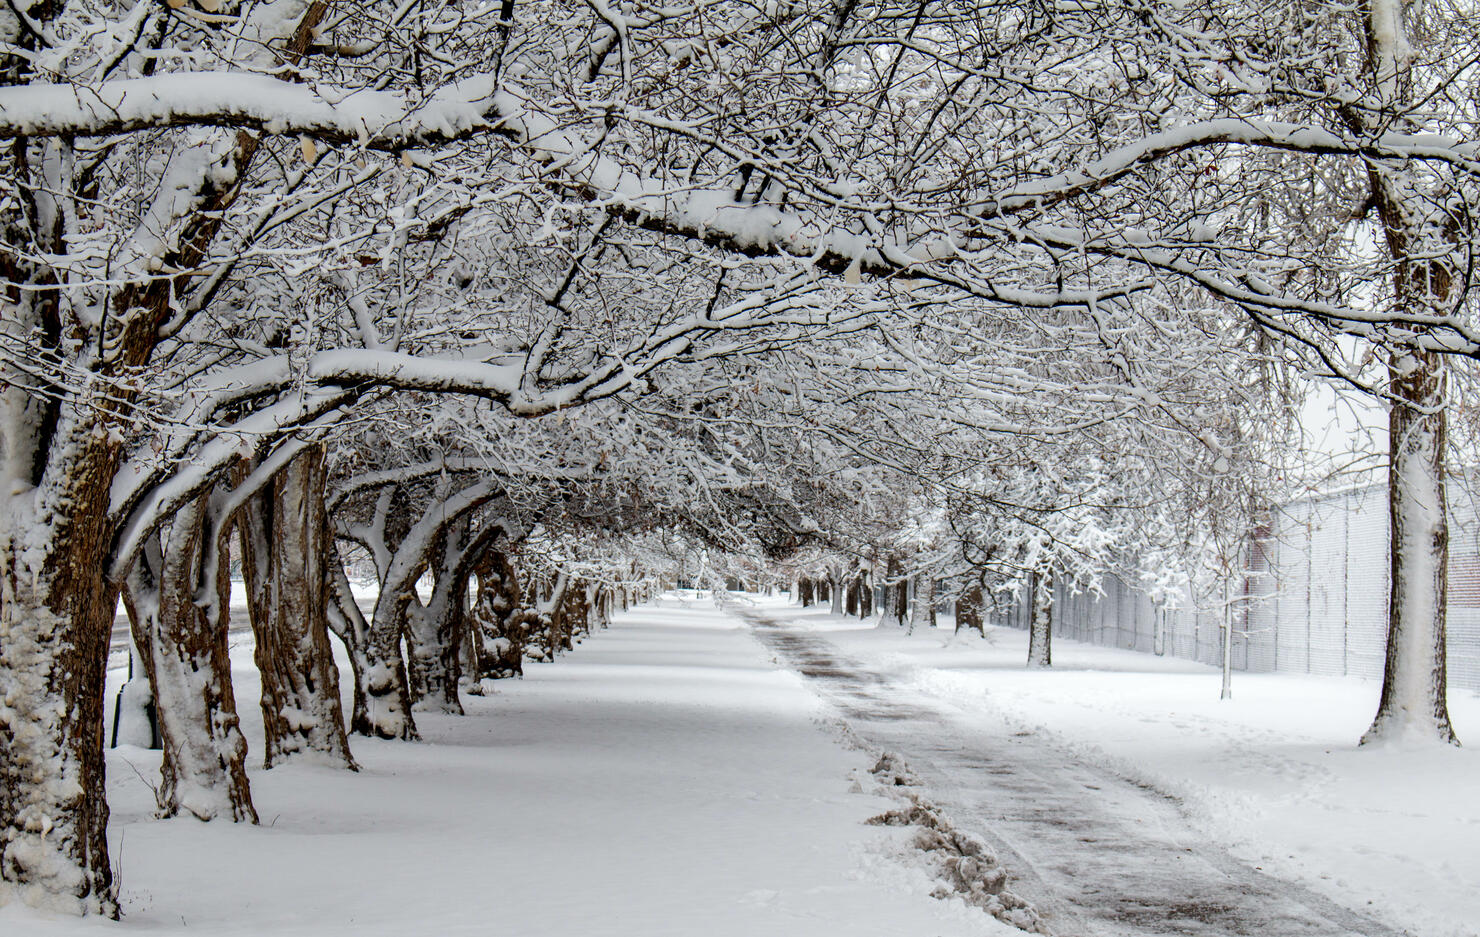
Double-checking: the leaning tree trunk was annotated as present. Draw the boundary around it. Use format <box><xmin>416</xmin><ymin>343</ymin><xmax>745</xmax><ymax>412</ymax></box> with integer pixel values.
<box><xmin>128</xmin><ymin>494</ymin><xmax>256</xmax><ymax>823</ymax></box>
<box><xmin>239</xmin><ymin>449</ymin><xmax>355</xmax><ymax>769</ymax></box>
<box><xmin>350</xmin><ymin>512</ymin><xmax>433</xmax><ymax>740</ymax></box>
<box><xmin>1027</xmin><ymin>571</ymin><xmax>1053</xmax><ymax>669</ymax></box>
<box><xmin>348</xmin><ymin>480</ymin><xmax>513</xmax><ymax>739</ymax></box>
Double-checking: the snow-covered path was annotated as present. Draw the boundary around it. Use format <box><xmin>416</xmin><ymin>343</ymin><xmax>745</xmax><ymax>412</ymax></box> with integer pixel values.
<box><xmin>7</xmin><ymin>597</ymin><xmax>1019</xmax><ymax>937</ymax></box>
<box><xmin>746</xmin><ymin>610</ymin><xmax>1409</xmax><ymax>937</ymax></box>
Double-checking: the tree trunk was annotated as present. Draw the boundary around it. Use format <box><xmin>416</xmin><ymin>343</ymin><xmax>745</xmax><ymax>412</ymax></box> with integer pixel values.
<box><xmin>1027</xmin><ymin>571</ymin><xmax>1052</xmax><ymax>669</ymax></box>
<box><xmin>346</xmin><ymin>526</ymin><xmax>421</xmax><ymax>741</ymax></box>
<box><xmin>128</xmin><ymin>495</ymin><xmax>257</xmax><ymax>823</ymax></box>
<box><xmin>828</xmin><ymin>568</ymin><xmax>844</xmax><ymax>615</ymax></box>
<box><xmin>859</xmin><ymin>570</ymin><xmax>873</xmax><ymax>617</ymax></box>
<box><xmin>555</xmin><ymin>576</ymin><xmax>589</xmax><ymax>649</ymax></box>
<box><xmin>884</xmin><ymin>555</ymin><xmax>907</xmax><ymax>627</ymax></box>
<box><xmin>240</xmin><ymin>449</ymin><xmax>356</xmax><ymax>769</ymax></box>
<box><xmin>356</xmin><ymin>586</ymin><xmax>419</xmax><ymax>740</ymax></box>
<box><xmin>326</xmin><ymin>561</ymin><xmax>373</xmax><ymax>733</ymax></box>
<box><xmin>1351</xmin><ymin>0</ymin><xmax>1458</xmax><ymax>746</ymax></box>
<box><xmin>406</xmin><ymin>518</ymin><xmax>484</xmax><ymax>715</ymax></box>
<box><xmin>350</xmin><ymin>512</ymin><xmax>430</xmax><ymax>740</ymax></box>
<box><xmin>956</xmin><ymin>582</ymin><xmax>986</xmax><ymax>636</ymax></box>
<box><xmin>909</xmin><ymin>573</ymin><xmax>936</xmax><ymax>634</ymax></box>
<box><xmin>1363</xmin><ymin>348</ymin><xmax>1456</xmax><ymax>743</ymax></box>
<box><xmin>592</xmin><ymin>583</ymin><xmax>612</xmax><ymax>629</ymax></box>
<box><xmin>845</xmin><ymin>575</ymin><xmax>860</xmax><ymax>616</ymax></box>
<box><xmin>406</xmin><ymin>595</ymin><xmax>466</xmax><ymax>714</ymax></box>
<box><xmin>346</xmin><ymin>481</ymin><xmax>512</xmax><ymax>738</ymax></box>
<box><xmin>524</xmin><ymin>570</ymin><xmax>573</xmax><ymax>663</ymax></box>
<box><xmin>0</xmin><ymin>546</ymin><xmax>117</xmax><ymax>911</ymax></box>
<box><xmin>466</xmin><ymin>550</ymin><xmax>528</xmax><ymax>685</ymax></box>
<box><xmin>0</xmin><ymin>412</ymin><xmax>122</xmax><ymax>914</ymax></box>
<box><xmin>113</xmin><ymin>597</ymin><xmax>161</xmax><ymax>750</ymax></box>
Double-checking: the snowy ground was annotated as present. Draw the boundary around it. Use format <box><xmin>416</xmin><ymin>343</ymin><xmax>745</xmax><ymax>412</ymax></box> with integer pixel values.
<box><xmin>764</xmin><ymin>599</ymin><xmax>1480</xmax><ymax>937</ymax></box>
<box><xmin>5</xmin><ymin>595</ymin><xmax>1020</xmax><ymax>937</ymax></box>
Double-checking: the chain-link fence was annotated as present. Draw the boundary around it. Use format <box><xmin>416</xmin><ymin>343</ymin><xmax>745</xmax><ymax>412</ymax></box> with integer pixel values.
<box><xmin>988</xmin><ymin>483</ymin><xmax>1480</xmax><ymax>693</ymax></box>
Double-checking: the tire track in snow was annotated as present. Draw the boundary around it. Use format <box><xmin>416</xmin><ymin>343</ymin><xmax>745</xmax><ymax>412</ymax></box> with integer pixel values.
<box><xmin>744</xmin><ymin>612</ymin><xmax>1411</xmax><ymax>937</ymax></box>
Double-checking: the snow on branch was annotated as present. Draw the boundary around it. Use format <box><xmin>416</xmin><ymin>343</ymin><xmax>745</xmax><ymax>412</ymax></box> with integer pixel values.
<box><xmin>23</xmin><ymin>73</ymin><xmax>1459</xmax><ymax>310</ymax></box>
<box><xmin>7</xmin><ymin>73</ymin><xmax>1478</xmax><ymax>247</ymax></box>
<box><xmin>0</xmin><ymin>73</ymin><xmax>506</xmax><ymax>150</ymax></box>
<box><xmin>982</xmin><ymin>120</ymin><xmax>1480</xmax><ymax>218</ymax></box>
<box><xmin>1019</xmin><ymin>223</ymin><xmax>1480</xmax><ymax>354</ymax></box>
<box><xmin>326</xmin><ymin>456</ymin><xmax>505</xmax><ymax>512</ymax></box>
<box><xmin>376</xmin><ymin>477</ymin><xmax>511</xmax><ymax>606</ymax></box>
<box><xmin>108</xmin><ymin>387</ymin><xmax>354</xmax><ymax>578</ymax></box>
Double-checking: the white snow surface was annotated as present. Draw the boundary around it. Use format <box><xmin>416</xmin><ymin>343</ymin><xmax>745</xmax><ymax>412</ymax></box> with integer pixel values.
<box><xmin>778</xmin><ymin>601</ymin><xmax>1480</xmax><ymax>937</ymax></box>
<box><xmin>4</xmin><ymin>595</ymin><xmax>1015</xmax><ymax>937</ymax></box>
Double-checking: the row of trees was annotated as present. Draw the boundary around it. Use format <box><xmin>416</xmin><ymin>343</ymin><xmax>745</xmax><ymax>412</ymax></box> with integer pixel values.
<box><xmin>1</xmin><ymin>0</ymin><xmax>1476</xmax><ymax>918</ymax></box>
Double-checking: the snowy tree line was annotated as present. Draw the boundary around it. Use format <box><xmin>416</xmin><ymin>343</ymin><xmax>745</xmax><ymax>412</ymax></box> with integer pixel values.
<box><xmin>1</xmin><ymin>0</ymin><xmax>1477</xmax><ymax>917</ymax></box>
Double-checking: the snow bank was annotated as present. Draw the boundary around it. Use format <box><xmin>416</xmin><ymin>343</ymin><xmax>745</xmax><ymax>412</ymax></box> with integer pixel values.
<box><xmin>786</xmin><ymin>602</ymin><xmax>1480</xmax><ymax>937</ymax></box>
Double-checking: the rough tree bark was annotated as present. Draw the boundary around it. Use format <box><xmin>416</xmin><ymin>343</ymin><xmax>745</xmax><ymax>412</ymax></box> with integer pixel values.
<box><xmin>124</xmin><ymin>494</ymin><xmax>256</xmax><ymax>823</ymax></box>
<box><xmin>239</xmin><ymin>448</ymin><xmax>355</xmax><ymax>769</ymax></box>
<box><xmin>465</xmin><ymin>549</ymin><xmax>530</xmax><ymax>686</ymax></box>
<box><xmin>405</xmin><ymin>516</ymin><xmax>504</xmax><ymax>714</ymax></box>
<box><xmin>0</xmin><ymin>6</ymin><xmax>327</xmax><ymax>911</ymax></box>
<box><xmin>0</xmin><ymin>420</ymin><xmax>124</xmax><ymax>915</ymax></box>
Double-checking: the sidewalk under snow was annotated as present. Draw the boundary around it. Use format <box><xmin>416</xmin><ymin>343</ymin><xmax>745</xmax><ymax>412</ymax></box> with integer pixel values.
<box><xmin>2</xmin><ymin>596</ymin><xmax>1019</xmax><ymax>937</ymax></box>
